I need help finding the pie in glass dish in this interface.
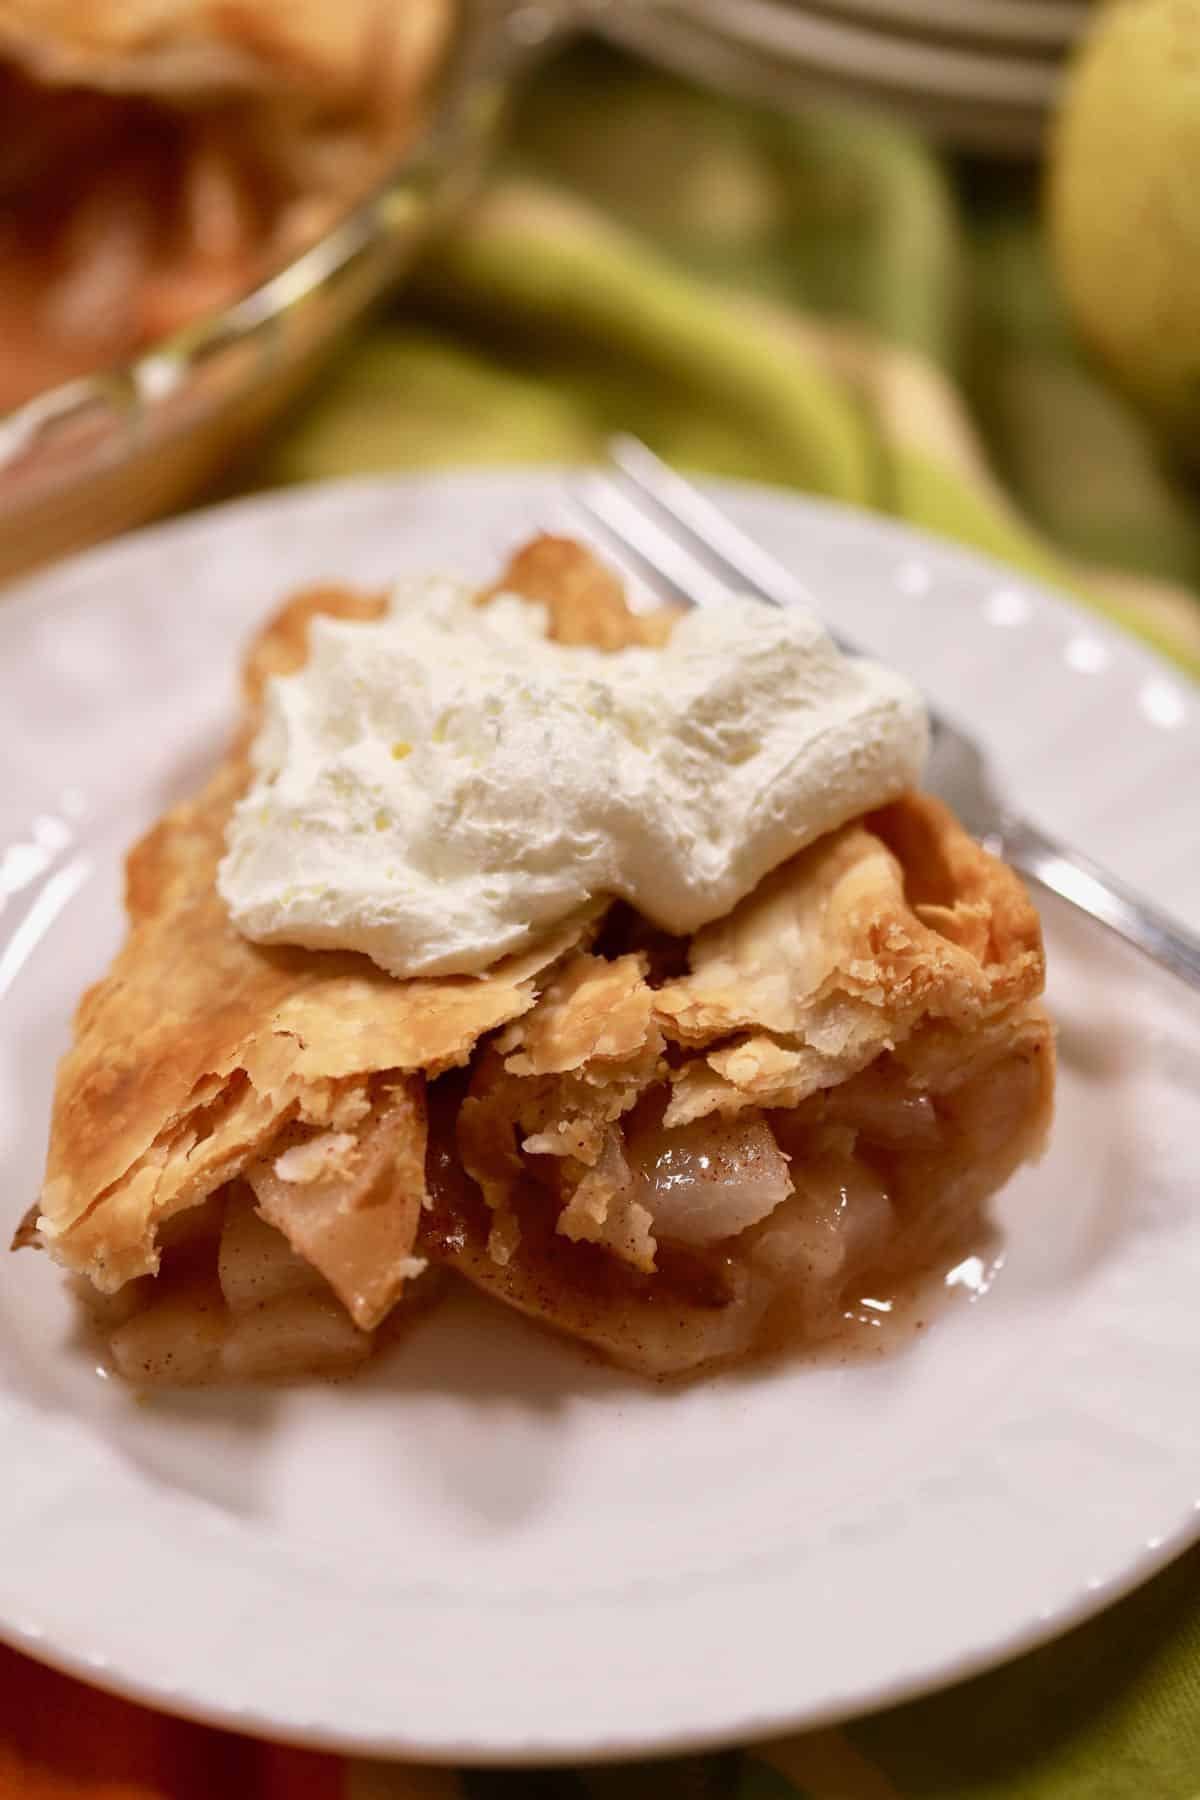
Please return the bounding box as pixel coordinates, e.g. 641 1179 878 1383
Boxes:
0 0 452 413
15 538 1054 1383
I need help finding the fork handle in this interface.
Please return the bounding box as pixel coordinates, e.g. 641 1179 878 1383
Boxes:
1001 816 1200 993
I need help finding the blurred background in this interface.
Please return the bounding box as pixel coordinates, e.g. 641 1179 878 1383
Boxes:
1 0 1198 665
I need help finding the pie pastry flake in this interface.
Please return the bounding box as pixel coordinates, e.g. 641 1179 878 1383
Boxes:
19 537 1055 1384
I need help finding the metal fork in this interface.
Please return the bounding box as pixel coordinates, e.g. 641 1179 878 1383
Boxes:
577 436 1200 993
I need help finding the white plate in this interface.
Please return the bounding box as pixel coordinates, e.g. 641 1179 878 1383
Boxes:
2 472 1199 1765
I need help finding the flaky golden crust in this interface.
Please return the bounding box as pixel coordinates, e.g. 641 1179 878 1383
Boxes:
657 793 1044 1123
245 1077 426 1331
459 955 665 1277
482 535 678 652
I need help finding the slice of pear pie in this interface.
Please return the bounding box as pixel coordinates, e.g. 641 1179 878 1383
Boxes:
15 536 1053 1382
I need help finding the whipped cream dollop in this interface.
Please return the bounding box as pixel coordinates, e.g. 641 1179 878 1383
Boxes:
218 577 928 977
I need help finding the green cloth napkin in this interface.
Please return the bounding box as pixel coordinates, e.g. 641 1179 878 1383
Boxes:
241 41 1200 1797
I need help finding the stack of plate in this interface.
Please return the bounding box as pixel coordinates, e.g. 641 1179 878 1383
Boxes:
594 0 1092 154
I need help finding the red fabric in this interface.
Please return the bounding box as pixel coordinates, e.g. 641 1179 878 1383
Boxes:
0 1647 342 1800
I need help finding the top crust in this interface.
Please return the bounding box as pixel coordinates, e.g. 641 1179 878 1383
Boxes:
656 797 1044 1124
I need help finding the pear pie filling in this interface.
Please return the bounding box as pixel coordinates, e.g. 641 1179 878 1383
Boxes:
17 536 1054 1383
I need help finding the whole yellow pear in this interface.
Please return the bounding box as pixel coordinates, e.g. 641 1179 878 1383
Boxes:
1050 0 1200 461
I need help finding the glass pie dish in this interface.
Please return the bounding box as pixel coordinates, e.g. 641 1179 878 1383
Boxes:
0 0 554 586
